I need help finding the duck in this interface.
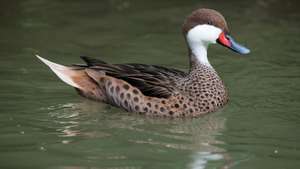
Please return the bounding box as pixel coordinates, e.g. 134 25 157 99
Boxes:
36 8 250 118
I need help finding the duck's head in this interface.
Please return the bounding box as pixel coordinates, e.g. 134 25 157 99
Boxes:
183 8 250 66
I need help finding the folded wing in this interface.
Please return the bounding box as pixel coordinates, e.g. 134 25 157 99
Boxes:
79 56 187 98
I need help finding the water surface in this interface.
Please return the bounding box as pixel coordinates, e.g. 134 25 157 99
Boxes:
0 0 300 169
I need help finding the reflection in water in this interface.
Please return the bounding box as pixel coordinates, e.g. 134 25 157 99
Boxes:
45 100 230 169
46 101 112 145
190 152 223 169
48 103 80 139
127 110 228 168
167 113 229 169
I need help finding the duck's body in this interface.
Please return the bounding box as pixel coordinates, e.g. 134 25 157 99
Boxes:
37 8 249 118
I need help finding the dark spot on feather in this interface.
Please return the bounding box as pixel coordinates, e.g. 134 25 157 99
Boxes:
120 93 124 99
155 104 158 109
160 107 165 112
135 105 140 111
116 86 120 93
110 87 114 93
133 89 139 94
126 93 131 99
124 100 128 107
100 77 105 83
189 109 193 113
174 104 179 108
183 104 187 108
108 81 112 86
143 107 148 112
123 84 129 90
133 97 139 102
147 102 151 107
169 111 174 115
161 100 166 104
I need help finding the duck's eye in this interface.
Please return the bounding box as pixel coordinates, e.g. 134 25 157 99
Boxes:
207 21 212 25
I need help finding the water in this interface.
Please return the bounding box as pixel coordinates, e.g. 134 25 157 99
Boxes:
0 0 299 169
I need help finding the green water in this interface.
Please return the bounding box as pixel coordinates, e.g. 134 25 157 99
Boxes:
1 0 300 169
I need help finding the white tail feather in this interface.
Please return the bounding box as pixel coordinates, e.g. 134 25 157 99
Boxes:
36 55 82 89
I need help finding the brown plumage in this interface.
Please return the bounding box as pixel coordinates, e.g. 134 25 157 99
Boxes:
182 8 229 35
77 56 187 98
37 8 250 118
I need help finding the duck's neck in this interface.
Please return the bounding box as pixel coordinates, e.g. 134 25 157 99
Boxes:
188 42 213 71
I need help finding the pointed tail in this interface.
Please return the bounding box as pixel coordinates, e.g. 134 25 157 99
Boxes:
36 54 87 89
36 55 108 101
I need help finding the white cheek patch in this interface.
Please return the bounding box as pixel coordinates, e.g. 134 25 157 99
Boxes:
185 24 222 68
187 24 222 44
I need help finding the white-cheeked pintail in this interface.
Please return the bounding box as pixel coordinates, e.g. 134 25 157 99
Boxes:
36 8 250 118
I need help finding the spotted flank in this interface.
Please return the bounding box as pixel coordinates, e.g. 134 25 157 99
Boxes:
36 54 228 117
36 8 250 118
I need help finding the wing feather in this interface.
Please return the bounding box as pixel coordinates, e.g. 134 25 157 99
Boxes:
80 56 187 98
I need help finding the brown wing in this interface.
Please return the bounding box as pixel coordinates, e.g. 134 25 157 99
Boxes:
77 56 187 98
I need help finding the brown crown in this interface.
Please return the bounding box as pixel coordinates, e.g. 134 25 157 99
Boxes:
182 8 229 35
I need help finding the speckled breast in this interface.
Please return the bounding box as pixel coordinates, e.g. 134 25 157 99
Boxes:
168 64 229 117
